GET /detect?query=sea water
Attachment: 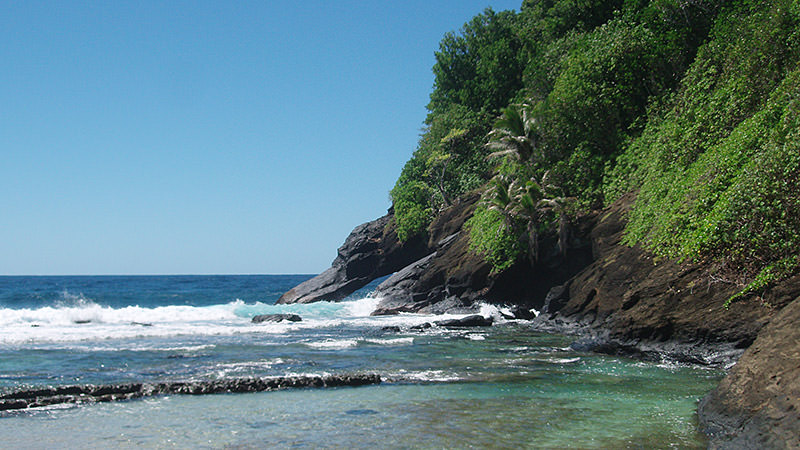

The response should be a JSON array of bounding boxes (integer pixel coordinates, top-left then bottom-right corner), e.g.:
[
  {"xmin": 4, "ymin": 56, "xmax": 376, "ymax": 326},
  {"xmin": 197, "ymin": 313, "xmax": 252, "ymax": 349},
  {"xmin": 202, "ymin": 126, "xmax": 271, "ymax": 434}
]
[{"xmin": 0, "ymin": 276, "xmax": 721, "ymax": 448}]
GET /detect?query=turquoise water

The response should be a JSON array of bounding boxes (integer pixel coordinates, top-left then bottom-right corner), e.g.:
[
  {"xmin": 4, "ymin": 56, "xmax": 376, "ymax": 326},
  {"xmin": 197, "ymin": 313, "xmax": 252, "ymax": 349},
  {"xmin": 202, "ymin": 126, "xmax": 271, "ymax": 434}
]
[{"xmin": 0, "ymin": 276, "xmax": 721, "ymax": 448}]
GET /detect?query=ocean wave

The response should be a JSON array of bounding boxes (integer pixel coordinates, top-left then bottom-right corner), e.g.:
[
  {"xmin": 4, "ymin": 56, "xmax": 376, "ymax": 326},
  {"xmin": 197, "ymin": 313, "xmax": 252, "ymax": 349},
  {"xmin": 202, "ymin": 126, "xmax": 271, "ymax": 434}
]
[{"xmin": 0, "ymin": 294, "xmax": 499, "ymax": 345}]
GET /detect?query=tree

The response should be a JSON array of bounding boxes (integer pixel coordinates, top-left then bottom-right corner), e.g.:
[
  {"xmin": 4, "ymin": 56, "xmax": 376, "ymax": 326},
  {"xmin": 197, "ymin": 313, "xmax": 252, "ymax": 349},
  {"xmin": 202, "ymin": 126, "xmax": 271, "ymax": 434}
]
[
  {"xmin": 485, "ymin": 103, "xmax": 540, "ymax": 163},
  {"xmin": 428, "ymin": 8, "xmax": 524, "ymax": 118}
]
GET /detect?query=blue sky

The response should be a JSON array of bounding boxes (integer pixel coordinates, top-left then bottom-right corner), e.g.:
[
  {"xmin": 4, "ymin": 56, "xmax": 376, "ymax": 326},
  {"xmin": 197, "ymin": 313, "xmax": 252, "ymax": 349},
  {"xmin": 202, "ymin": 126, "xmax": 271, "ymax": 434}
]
[{"xmin": 1, "ymin": 0, "xmax": 521, "ymax": 275}]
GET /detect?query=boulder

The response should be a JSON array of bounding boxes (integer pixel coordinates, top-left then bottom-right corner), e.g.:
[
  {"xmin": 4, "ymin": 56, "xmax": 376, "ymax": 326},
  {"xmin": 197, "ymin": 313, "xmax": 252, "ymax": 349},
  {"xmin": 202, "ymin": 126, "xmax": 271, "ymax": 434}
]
[
  {"xmin": 501, "ymin": 305, "xmax": 539, "ymax": 320},
  {"xmin": 252, "ymin": 314, "xmax": 302, "ymax": 323},
  {"xmin": 434, "ymin": 315, "xmax": 493, "ymax": 328}
]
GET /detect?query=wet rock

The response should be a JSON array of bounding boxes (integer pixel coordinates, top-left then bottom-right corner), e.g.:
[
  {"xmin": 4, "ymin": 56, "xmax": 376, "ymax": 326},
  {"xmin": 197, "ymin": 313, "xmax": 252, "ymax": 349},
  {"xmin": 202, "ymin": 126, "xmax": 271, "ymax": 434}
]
[
  {"xmin": 699, "ymin": 297, "xmax": 800, "ymax": 449},
  {"xmin": 500, "ymin": 305, "xmax": 538, "ymax": 320},
  {"xmin": 434, "ymin": 315, "xmax": 493, "ymax": 328},
  {"xmin": 0, "ymin": 399, "xmax": 28, "ymax": 411},
  {"xmin": 252, "ymin": 314, "xmax": 302, "ymax": 323},
  {"xmin": 540, "ymin": 284, "xmax": 569, "ymax": 317}
]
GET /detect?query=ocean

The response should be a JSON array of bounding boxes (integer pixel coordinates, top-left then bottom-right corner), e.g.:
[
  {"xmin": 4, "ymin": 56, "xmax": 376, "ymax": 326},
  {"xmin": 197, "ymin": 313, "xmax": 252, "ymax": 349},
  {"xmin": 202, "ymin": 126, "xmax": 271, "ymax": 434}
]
[{"xmin": 0, "ymin": 275, "xmax": 721, "ymax": 448}]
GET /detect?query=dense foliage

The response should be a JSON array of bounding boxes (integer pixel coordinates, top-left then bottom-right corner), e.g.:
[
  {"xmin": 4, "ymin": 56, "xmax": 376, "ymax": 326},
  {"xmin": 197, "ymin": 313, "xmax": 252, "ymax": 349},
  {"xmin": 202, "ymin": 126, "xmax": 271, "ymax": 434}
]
[
  {"xmin": 614, "ymin": 0, "xmax": 800, "ymax": 301},
  {"xmin": 391, "ymin": 0, "xmax": 800, "ymax": 295}
]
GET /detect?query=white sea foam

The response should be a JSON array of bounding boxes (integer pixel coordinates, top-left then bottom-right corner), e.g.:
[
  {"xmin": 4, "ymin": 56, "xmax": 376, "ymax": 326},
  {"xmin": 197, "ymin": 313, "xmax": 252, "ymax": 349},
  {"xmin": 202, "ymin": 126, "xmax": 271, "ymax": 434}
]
[
  {"xmin": 530, "ymin": 357, "xmax": 581, "ymax": 364},
  {"xmin": 0, "ymin": 293, "xmax": 502, "ymax": 346},
  {"xmin": 342, "ymin": 296, "xmax": 382, "ymax": 317},
  {"xmin": 387, "ymin": 369, "xmax": 461, "ymax": 382},
  {"xmin": 364, "ymin": 337, "xmax": 414, "ymax": 346},
  {"xmin": 207, "ymin": 359, "xmax": 286, "ymax": 377},
  {"xmin": 465, "ymin": 334, "xmax": 486, "ymax": 341},
  {"xmin": 304, "ymin": 339, "xmax": 359, "ymax": 350}
]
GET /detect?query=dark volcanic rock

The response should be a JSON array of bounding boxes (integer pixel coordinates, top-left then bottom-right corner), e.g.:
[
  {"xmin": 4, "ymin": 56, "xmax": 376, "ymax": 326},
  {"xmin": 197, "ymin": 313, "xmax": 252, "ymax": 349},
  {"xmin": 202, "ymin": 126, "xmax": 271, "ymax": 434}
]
[
  {"xmin": 252, "ymin": 314, "xmax": 302, "ymax": 323},
  {"xmin": 502, "ymin": 305, "xmax": 538, "ymax": 320},
  {"xmin": 0, "ymin": 374, "xmax": 382, "ymax": 411},
  {"xmin": 370, "ymin": 253, "xmax": 438, "ymax": 315},
  {"xmin": 699, "ymin": 297, "xmax": 800, "ymax": 449},
  {"xmin": 276, "ymin": 211, "xmax": 429, "ymax": 304},
  {"xmin": 370, "ymin": 193, "xmax": 593, "ymax": 316},
  {"xmin": 527, "ymin": 192, "xmax": 800, "ymax": 446},
  {"xmin": 434, "ymin": 315, "xmax": 493, "ymax": 328},
  {"xmin": 530, "ymin": 193, "xmax": 795, "ymax": 366}
]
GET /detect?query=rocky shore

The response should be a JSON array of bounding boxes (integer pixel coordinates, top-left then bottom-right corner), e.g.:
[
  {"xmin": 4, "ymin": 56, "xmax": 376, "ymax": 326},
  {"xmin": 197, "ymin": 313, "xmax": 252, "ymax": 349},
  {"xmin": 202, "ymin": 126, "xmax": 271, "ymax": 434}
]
[
  {"xmin": 0, "ymin": 374, "xmax": 381, "ymax": 412},
  {"xmin": 279, "ymin": 194, "xmax": 800, "ymax": 447}
]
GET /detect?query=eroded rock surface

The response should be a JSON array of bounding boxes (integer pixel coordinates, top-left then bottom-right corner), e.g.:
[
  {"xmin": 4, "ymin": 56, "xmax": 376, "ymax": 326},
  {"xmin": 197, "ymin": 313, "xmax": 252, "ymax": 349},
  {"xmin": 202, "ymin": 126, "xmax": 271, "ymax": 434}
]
[{"xmin": 530, "ymin": 193, "xmax": 798, "ymax": 366}]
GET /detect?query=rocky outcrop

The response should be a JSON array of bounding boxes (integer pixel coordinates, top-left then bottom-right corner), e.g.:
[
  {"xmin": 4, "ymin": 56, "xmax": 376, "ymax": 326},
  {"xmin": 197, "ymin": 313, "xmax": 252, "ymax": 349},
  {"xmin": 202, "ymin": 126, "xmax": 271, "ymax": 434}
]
[
  {"xmin": 276, "ymin": 210, "xmax": 429, "ymax": 304},
  {"xmin": 0, "ymin": 374, "xmax": 382, "ymax": 411},
  {"xmin": 699, "ymin": 297, "xmax": 800, "ymax": 449},
  {"xmin": 434, "ymin": 315, "xmax": 494, "ymax": 328},
  {"xmin": 252, "ymin": 314, "xmax": 302, "ymax": 323},
  {"xmin": 278, "ymin": 191, "xmax": 593, "ymax": 315},
  {"xmin": 370, "ymin": 193, "xmax": 594, "ymax": 315},
  {"xmin": 530, "ymin": 193, "xmax": 798, "ymax": 366},
  {"xmin": 526, "ymin": 193, "xmax": 800, "ymax": 447}
]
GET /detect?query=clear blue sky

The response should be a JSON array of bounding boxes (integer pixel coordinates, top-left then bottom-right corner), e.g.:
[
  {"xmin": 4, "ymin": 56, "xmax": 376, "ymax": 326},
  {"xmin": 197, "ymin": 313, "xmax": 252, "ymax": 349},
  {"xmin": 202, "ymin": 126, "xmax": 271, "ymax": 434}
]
[{"xmin": 1, "ymin": 0, "xmax": 521, "ymax": 275}]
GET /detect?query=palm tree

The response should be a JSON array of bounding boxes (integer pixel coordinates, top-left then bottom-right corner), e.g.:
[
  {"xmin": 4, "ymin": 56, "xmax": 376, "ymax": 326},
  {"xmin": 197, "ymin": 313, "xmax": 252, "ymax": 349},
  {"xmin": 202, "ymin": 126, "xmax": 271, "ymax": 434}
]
[
  {"xmin": 485, "ymin": 174, "xmax": 541, "ymax": 264},
  {"xmin": 533, "ymin": 171, "xmax": 574, "ymax": 260},
  {"xmin": 485, "ymin": 171, "xmax": 574, "ymax": 264},
  {"xmin": 485, "ymin": 103, "xmax": 539, "ymax": 162}
]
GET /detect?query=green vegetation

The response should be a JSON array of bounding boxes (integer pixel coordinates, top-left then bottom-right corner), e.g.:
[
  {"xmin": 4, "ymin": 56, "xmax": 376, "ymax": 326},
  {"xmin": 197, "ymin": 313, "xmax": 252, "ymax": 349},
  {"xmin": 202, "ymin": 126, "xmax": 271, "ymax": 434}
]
[{"xmin": 391, "ymin": 0, "xmax": 800, "ymax": 295}]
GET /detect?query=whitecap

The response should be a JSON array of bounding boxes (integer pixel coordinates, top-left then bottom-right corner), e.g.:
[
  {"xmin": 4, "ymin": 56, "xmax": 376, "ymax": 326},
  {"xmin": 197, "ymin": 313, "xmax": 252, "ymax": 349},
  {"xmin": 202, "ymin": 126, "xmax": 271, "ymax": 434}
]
[{"xmin": 304, "ymin": 339, "xmax": 359, "ymax": 350}]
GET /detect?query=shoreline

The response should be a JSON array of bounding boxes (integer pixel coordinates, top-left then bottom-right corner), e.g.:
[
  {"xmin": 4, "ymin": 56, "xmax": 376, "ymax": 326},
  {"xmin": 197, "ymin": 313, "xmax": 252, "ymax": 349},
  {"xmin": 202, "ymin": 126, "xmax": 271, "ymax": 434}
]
[{"xmin": 277, "ymin": 192, "xmax": 800, "ymax": 447}]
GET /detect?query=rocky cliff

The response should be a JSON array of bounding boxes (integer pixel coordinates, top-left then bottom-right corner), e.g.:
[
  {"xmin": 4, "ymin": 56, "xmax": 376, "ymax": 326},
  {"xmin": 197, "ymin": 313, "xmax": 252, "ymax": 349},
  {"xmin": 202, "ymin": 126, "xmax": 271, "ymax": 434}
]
[
  {"xmin": 278, "ymin": 193, "xmax": 593, "ymax": 316},
  {"xmin": 276, "ymin": 209, "xmax": 429, "ymax": 304},
  {"xmin": 278, "ymin": 194, "xmax": 800, "ymax": 446}
]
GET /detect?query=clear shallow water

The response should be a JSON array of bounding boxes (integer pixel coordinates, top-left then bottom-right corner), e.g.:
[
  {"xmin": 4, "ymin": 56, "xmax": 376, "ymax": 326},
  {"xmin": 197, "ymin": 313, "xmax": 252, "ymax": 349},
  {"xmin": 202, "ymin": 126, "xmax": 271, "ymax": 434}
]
[{"xmin": 0, "ymin": 276, "xmax": 721, "ymax": 448}]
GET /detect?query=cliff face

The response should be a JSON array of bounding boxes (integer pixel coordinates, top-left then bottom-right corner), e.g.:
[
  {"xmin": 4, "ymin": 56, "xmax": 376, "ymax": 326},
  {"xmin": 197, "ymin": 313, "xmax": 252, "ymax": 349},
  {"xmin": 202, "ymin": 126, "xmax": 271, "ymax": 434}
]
[
  {"xmin": 699, "ymin": 297, "xmax": 800, "ymax": 449},
  {"xmin": 532, "ymin": 194, "xmax": 796, "ymax": 364}
]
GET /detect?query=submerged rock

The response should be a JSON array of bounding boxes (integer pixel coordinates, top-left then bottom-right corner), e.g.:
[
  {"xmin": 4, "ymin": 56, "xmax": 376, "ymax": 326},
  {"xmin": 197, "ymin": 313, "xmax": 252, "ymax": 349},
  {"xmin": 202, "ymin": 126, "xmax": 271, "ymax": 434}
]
[{"xmin": 252, "ymin": 314, "xmax": 302, "ymax": 323}]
